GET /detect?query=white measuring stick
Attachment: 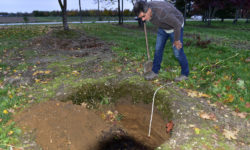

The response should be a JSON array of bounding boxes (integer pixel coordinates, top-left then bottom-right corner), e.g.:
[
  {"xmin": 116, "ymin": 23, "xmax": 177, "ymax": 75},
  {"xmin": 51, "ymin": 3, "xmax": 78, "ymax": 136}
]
[{"xmin": 148, "ymin": 82, "xmax": 173, "ymax": 137}]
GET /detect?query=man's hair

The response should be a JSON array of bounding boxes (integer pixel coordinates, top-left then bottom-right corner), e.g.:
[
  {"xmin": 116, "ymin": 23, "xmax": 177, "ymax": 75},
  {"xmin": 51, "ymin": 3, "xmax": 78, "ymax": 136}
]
[{"xmin": 133, "ymin": 1, "xmax": 149, "ymax": 16}]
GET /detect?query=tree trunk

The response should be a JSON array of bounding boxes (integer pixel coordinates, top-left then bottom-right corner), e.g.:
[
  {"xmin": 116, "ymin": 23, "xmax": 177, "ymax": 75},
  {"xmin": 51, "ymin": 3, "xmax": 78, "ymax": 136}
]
[
  {"xmin": 79, "ymin": 0, "xmax": 82, "ymax": 23},
  {"xmin": 207, "ymin": 5, "xmax": 212, "ymax": 26},
  {"xmin": 118, "ymin": 0, "xmax": 122, "ymax": 24},
  {"xmin": 58, "ymin": 0, "xmax": 69, "ymax": 30},
  {"xmin": 98, "ymin": 0, "xmax": 101, "ymax": 21},
  {"xmin": 122, "ymin": 0, "xmax": 124, "ymax": 24},
  {"xmin": 233, "ymin": 8, "xmax": 240, "ymax": 24}
]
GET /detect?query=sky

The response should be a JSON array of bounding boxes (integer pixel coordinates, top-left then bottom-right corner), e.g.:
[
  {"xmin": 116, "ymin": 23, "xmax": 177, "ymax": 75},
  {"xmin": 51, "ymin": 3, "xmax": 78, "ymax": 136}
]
[{"xmin": 0, "ymin": 0, "xmax": 134, "ymax": 13}]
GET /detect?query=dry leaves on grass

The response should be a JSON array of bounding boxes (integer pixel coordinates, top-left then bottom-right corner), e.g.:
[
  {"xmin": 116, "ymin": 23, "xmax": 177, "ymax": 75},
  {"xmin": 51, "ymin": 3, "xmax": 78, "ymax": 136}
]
[
  {"xmin": 185, "ymin": 89, "xmax": 211, "ymax": 98},
  {"xmin": 223, "ymin": 129, "xmax": 238, "ymax": 140},
  {"xmin": 32, "ymin": 70, "xmax": 51, "ymax": 76}
]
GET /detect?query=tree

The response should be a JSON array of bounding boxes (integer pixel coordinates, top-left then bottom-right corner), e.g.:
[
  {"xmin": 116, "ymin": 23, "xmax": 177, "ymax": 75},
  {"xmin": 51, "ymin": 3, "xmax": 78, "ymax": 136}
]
[
  {"xmin": 79, "ymin": 0, "xmax": 83, "ymax": 23},
  {"xmin": 103, "ymin": 0, "xmax": 124, "ymax": 24},
  {"xmin": 58, "ymin": 0, "xmax": 69, "ymax": 30},
  {"xmin": 175, "ymin": 0, "xmax": 191, "ymax": 24},
  {"xmin": 193, "ymin": 0, "xmax": 224, "ymax": 25},
  {"xmin": 230, "ymin": 0, "xmax": 248, "ymax": 24},
  {"xmin": 243, "ymin": 1, "xmax": 250, "ymax": 23}
]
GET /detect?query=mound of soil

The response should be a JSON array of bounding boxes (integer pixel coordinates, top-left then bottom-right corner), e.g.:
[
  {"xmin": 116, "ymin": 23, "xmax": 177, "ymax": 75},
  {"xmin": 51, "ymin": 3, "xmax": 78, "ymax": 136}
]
[
  {"xmin": 30, "ymin": 29, "xmax": 105, "ymax": 51},
  {"xmin": 14, "ymin": 99, "xmax": 169, "ymax": 150}
]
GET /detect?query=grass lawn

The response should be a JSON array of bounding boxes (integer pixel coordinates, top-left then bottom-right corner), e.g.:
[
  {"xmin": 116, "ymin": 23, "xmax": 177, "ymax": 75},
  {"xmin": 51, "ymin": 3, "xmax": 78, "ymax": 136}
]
[
  {"xmin": 75, "ymin": 21, "xmax": 249, "ymax": 112},
  {"xmin": 0, "ymin": 20, "xmax": 249, "ymax": 147}
]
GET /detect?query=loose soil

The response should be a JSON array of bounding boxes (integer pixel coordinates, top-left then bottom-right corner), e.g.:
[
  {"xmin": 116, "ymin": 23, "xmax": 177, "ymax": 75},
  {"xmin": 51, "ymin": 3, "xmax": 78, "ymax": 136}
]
[{"xmin": 14, "ymin": 98, "xmax": 169, "ymax": 150}]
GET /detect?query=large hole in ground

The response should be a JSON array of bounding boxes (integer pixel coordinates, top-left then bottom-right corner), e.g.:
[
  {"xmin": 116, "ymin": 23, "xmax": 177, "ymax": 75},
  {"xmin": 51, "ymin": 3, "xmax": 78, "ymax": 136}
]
[{"xmin": 66, "ymin": 80, "xmax": 173, "ymax": 149}]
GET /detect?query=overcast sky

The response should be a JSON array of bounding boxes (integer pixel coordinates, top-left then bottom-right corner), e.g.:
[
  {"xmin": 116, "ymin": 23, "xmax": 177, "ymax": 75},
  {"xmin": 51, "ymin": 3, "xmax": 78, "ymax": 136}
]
[{"xmin": 0, "ymin": 0, "xmax": 134, "ymax": 13}]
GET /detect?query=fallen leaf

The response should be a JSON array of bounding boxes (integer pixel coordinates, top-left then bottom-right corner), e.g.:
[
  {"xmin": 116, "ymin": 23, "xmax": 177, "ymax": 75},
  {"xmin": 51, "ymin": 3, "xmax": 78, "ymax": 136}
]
[
  {"xmin": 115, "ymin": 66, "xmax": 122, "ymax": 73},
  {"xmin": 35, "ymin": 79, "xmax": 40, "ymax": 83},
  {"xmin": 186, "ymin": 89, "xmax": 210, "ymax": 98},
  {"xmin": 199, "ymin": 112, "xmax": 217, "ymax": 121},
  {"xmin": 224, "ymin": 94, "xmax": 234, "ymax": 103},
  {"xmin": 194, "ymin": 127, "xmax": 200, "ymax": 135},
  {"xmin": 8, "ymin": 130, "xmax": 13, "ymax": 136},
  {"xmin": 223, "ymin": 129, "xmax": 238, "ymax": 140},
  {"xmin": 232, "ymin": 112, "xmax": 247, "ymax": 119},
  {"xmin": 199, "ymin": 112, "xmax": 210, "ymax": 120},
  {"xmin": 44, "ymin": 70, "xmax": 51, "ymax": 74},
  {"xmin": 246, "ymin": 102, "xmax": 250, "ymax": 108},
  {"xmin": 237, "ymin": 112, "xmax": 247, "ymax": 119},
  {"xmin": 166, "ymin": 121, "xmax": 174, "ymax": 133},
  {"xmin": 72, "ymin": 70, "xmax": 80, "ymax": 76}
]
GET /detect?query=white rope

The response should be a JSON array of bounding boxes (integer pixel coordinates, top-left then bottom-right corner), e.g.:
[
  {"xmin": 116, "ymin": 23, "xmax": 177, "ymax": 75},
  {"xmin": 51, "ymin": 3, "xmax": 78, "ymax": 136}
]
[{"xmin": 148, "ymin": 82, "xmax": 173, "ymax": 137}]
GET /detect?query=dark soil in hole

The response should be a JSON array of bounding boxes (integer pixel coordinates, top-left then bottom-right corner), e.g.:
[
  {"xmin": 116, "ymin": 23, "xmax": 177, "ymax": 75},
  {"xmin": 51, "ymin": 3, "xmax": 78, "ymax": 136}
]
[{"xmin": 98, "ymin": 135, "xmax": 151, "ymax": 150}]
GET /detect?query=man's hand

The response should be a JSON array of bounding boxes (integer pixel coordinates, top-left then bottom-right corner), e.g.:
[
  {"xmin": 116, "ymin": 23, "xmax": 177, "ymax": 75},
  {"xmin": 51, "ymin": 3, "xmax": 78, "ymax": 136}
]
[{"xmin": 173, "ymin": 40, "xmax": 182, "ymax": 50}]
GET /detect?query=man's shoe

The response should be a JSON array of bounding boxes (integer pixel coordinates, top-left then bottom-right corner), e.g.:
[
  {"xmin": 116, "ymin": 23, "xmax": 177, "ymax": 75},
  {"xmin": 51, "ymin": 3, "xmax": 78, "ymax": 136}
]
[
  {"xmin": 144, "ymin": 71, "xmax": 158, "ymax": 80},
  {"xmin": 174, "ymin": 75, "xmax": 188, "ymax": 82}
]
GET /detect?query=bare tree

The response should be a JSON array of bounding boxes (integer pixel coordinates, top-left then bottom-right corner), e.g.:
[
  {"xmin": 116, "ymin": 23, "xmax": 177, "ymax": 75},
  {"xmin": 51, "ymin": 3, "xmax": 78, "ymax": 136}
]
[
  {"xmin": 93, "ymin": 0, "xmax": 102, "ymax": 20},
  {"xmin": 79, "ymin": 0, "xmax": 83, "ymax": 23},
  {"xmin": 58, "ymin": 0, "xmax": 69, "ymax": 30}
]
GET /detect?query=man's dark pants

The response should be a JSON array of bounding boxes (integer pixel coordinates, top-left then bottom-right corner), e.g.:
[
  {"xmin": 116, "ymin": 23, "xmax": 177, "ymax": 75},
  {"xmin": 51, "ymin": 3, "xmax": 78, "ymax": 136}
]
[{"xmin": 152, "ymin": 28, "xmax": 189, "ymax": 76}]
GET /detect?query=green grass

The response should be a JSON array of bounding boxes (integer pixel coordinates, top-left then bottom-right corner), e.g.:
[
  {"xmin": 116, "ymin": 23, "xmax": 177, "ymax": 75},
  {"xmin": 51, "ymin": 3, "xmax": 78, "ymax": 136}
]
[
  {"xmin": 74, "ymin": 21, "xmax": 250, "ymax": 112},
  {"xmin": 0, "ymin": 25, "xmax": 49, "ymax": 148}
]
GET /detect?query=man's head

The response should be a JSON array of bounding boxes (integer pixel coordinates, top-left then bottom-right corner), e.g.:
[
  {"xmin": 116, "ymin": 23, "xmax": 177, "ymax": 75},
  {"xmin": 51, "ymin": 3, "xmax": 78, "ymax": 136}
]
[{"xmin": 134, "ymin": 1, "xmax": 152, "ymax": 21}]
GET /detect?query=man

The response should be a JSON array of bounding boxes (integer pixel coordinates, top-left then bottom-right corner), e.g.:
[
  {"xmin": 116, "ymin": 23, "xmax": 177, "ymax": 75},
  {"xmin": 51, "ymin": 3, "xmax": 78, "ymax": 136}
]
[{"xmin": 134, "ymin": 1, "xmax": 189, "ymax": 81}]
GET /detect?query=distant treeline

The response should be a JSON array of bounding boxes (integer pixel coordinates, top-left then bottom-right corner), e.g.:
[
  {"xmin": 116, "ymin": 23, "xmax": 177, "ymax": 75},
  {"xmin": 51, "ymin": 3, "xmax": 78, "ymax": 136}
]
[{"xmin": 0, "ymin": 9, "xmax": 134, "ymax": 17}]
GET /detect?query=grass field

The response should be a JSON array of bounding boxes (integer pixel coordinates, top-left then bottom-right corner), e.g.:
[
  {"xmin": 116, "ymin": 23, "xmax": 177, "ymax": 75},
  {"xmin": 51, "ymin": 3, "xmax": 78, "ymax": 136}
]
[
  {"xmin": 0, "ymin": 20, "xmax": 249, "ymax": 147},
  {"xmin": 77, "ymin": 21, "xmax": 249, "ymax": 112}
]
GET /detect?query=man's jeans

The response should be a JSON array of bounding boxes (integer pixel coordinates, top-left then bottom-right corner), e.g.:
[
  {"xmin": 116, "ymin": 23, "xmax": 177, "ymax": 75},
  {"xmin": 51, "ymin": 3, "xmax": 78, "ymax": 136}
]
[{"xmin": 152, "ymin": 28, "xmax": 189, "ymax": 76}]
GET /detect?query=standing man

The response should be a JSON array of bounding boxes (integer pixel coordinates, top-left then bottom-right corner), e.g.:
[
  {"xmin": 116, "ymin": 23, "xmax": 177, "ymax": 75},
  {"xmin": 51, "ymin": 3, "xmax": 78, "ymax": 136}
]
[{"xmin": 134, "ymin": 1, "xmax": 189, "ymax": 81}]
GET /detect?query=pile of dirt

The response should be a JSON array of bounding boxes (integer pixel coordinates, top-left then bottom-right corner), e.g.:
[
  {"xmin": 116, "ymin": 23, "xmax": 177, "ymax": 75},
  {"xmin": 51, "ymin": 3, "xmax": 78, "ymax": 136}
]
[
  {"xmin": 30, "ymin": 29, "xmax": 105, "ymax": 51},
  {"xmin": 14, "ymin": 99, "xmax": 169, "ymax": 150}
]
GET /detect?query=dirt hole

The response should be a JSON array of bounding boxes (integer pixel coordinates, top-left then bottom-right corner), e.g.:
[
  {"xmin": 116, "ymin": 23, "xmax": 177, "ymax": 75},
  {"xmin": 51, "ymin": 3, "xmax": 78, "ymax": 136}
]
[{"xmin": 14, "ymin": 81, "xmax": 172, "ymax": 150}]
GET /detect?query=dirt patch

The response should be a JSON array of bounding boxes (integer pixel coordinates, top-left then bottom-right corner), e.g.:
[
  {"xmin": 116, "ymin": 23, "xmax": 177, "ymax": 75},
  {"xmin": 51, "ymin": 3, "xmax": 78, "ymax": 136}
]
[
  {"xmin": 30, "ymin": 29, "xmax": 106, "ymax": 51},
  {"xmin": 115, "ymin": 98, "xmax": 169, "ymax": 148},
  {"xmin": 2, "ymin": 28, "xmax": 113, "ymax": 87},
  {"xmin": 14, "ymin": 101, "xmax": 111, "ymax": 150},
  {"xmin": 14, "ymin": 98, "xmax": 169, "ymax": 150}
]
